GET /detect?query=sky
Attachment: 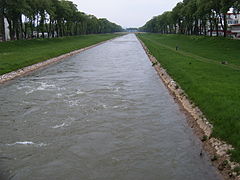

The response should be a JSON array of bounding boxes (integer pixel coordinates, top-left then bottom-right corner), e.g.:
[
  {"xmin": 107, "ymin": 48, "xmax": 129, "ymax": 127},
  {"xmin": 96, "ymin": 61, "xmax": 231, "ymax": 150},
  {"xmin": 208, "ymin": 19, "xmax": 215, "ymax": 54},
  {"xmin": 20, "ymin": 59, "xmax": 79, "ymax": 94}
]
[{"xmin": 71, "ymin": 0, "xmax": 181, "ymax": 28}]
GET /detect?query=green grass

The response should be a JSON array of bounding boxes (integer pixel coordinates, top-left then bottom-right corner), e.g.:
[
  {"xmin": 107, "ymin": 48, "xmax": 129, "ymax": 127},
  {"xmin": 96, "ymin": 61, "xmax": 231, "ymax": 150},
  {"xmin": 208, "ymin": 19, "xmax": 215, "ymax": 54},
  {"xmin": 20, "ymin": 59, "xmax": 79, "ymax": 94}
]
[
  {"xmin": 140, "ymin": 34, "xmax": 240, "ymax": 66},
  {"xmin": 0, "ymin": 34, "xmax": 120, "ymax": 75},
  {"xmin": 137, "ymin": 33, "xmax": 240, "ymax": 162}
]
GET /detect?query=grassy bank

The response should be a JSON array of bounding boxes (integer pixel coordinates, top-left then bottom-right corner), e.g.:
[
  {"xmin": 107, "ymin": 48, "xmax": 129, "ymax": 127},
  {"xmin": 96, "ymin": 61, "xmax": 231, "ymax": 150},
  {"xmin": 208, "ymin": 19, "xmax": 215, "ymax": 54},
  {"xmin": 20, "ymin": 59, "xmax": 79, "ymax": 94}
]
[
  {"xmin": 0, "ymin": 34, "xmax": 120, "ymax": 75},
  {"xmin": 137, "ymin": 33, "xmax": 240, "ymax": 162}
]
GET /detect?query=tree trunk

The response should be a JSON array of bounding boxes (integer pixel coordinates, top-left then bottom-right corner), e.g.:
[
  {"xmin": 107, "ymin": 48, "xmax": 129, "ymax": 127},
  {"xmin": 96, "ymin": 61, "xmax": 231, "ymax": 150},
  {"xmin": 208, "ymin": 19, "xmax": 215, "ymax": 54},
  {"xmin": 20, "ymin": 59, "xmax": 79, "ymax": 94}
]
[
  {"xmin": 223, "ymin": 14, "xmax": 227, "ymax": 37},
  {"xmin": 218, "ymin": 13, "xmax": 224, "ymax": 32},
  {"xmin": 48, "ymin": 18, "xmax": 52, "ymax": 38},
  {"xmin": 210, "ymin": 19, "xmax": 213, "ymax": 36},
  {"xmin": 52, "ymin": 21, "xmax": 55, "ymax": 38},
  {"xmin": 203, "ymin": 21, "xmax": 207, "ymax": 36},
  {"xmin": 199, "ymin": 20, "xmax": 202, "ymax": 35},
  {"xmin": 56, "ymin": 21, "xmax": 60, "ymax": 37},
  {"xmin": 0, "ymin": 0, "xmax": 6, "ymax": 41},
  {"xmin": 14, "ymin": 17, "xmax": 20, "ymax": 40},
  {"xmin": 30, "ymin": 18, "xmax": 34, "ymax": 38},
  {"xmin": 213, "ymin": 17, "xmax": 219, "ymax": 37},
  {"xmin": 1, "ymin": 11, "xmax": 6, "ymax": 41},
  {"xmin": 37, "ymin": 14, "xmax": 39, "ymax": 38},
  {"xmin": 7, "ymin": 18, "xmax": 15, "ymax": 40},
  {"xmin": 24, "ymin": 23, "xmax": 27, "ymax": 39},
  {"xmin": 177, "ymin": 20, "xmax": 180, "ymax": 34},
  {"xmin": 194, "ymin": 19, "xmax": 199, "ymax": 35},
  {"xmin": 216, "ymin": 22, "xmax": 219, "ymax": 37},
  {"xmin": 41, "ymin": 19, "xmax": 44, "ymax": 38},
  {"xmin": 19, "ymin": 15, "xmax": 23, "ymax": 39},
  {"xmin": 62, "ymin": 23, "xmax": 64, "ymax": 36}
]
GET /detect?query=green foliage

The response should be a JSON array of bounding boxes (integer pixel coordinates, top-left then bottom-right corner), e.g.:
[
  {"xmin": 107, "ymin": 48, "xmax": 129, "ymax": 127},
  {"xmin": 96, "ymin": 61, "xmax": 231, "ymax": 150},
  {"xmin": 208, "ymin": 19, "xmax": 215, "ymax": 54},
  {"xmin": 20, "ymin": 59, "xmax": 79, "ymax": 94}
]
[
  {"xmin": 138, "ymin": 33, "xmax": 240, "ymax": 163},
  {"xmin": 140, "ymin": 0, "xmax": 239, "ymax": 37},
  {"xmin": 0, "ymin": 34, "xmax": 119, "ymax": 75},
  {"xmin": 1, "ymin": 0, "xmax": 123, "ymax": 41}
]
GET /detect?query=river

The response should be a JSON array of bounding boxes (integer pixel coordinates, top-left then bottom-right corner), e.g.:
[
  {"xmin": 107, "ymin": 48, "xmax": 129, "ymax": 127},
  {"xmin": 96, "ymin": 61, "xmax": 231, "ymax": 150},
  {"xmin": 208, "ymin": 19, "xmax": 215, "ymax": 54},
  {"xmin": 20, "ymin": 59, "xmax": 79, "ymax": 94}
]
[{"xmin": 0, "ymin": 34, "xmax": 222, "ymax": 180}]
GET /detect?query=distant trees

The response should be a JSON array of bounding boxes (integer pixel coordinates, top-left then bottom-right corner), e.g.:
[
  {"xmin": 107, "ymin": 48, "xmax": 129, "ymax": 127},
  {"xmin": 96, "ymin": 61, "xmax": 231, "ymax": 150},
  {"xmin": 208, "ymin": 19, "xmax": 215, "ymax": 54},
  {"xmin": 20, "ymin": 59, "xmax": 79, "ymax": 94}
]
[
  {"xmin": 0, "ymin": 0, "xmax": 122, "ymax": 41},
  {"xmin": 140, "ymin": 0, "xmax": 239, "ymax": 37}
]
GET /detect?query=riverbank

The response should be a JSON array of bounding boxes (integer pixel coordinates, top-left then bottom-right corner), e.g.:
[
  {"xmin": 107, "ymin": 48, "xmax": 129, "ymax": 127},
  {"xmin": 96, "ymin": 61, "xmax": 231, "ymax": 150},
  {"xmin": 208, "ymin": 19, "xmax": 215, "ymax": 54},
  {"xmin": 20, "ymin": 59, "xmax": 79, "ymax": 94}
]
[
  {"xmin": 0, "ymin": 34, "xmax": 120, "ymax": 76},
  {"xmin": 0, "ymin": 34, "xmax": 121, "ymax": 83},
  {"xmin": 137, "ymin": 33, "xmax": 240, "ymax": 180}
]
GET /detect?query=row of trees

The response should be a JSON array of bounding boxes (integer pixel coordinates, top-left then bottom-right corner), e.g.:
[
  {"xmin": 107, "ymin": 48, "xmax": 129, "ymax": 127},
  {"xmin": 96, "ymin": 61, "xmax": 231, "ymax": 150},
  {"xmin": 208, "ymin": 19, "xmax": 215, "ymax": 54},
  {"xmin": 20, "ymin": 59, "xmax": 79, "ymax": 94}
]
[
  {"xmin": 0, "ymin": 0, "xmax": 123, "ymax": 41},
  {"xmin": 140, "ymin": 0, "xmax": 240, "ymax": 37}
]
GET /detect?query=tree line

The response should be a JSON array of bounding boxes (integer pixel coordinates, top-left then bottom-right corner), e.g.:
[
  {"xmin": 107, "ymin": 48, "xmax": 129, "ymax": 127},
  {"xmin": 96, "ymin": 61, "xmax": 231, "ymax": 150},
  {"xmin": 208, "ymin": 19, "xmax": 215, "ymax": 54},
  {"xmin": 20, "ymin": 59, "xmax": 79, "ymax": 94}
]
[
  {"xmin": 140, "ymin": 0, "xmax": 240, "ymax": 37},
  {"xmin": 0, "ymin": 0, "xmax": 123, "ymax": 41}
]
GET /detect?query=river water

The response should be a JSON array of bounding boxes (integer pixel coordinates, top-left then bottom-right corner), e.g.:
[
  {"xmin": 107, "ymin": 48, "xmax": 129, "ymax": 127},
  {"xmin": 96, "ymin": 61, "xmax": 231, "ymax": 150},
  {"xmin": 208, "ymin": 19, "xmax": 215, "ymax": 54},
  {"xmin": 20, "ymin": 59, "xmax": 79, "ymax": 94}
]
[{"xmin": 0, "ymin": 34, "xmax": 222, "ymax": 180}]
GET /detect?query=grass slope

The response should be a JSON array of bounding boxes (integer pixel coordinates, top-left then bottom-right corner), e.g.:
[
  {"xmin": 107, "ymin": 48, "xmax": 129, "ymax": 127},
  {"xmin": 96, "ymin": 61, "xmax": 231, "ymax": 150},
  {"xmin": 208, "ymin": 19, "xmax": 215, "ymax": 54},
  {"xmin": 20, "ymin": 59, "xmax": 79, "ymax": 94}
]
[
  {"xmin": 0, "ymin": 34, "xmax": 120, "ymax": 75},
  {"xmin": 137, "ymin": 33, "xmax": 240, "ymax": 162}
]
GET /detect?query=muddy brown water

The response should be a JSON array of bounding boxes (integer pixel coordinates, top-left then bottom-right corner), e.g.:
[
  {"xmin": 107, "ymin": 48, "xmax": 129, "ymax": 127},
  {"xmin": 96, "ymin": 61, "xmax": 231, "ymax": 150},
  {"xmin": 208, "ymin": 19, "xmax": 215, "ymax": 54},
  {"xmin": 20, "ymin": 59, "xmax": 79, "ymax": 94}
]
[{"xmin": 0, "ymin": 34, "xmax": 222, "ymax": 180}]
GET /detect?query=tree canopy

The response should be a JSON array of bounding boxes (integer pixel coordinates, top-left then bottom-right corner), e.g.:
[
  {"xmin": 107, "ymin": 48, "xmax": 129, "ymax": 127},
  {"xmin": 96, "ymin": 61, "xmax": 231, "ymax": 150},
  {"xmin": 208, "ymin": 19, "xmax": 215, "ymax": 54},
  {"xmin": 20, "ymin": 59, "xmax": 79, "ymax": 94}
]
[
  {"xmin": 140, "ymin": 0, "xmax": 239, "ymax": 37},
  {"xmin": 0, "ymin": 0, "xmax": 123, "ymax": 41}
]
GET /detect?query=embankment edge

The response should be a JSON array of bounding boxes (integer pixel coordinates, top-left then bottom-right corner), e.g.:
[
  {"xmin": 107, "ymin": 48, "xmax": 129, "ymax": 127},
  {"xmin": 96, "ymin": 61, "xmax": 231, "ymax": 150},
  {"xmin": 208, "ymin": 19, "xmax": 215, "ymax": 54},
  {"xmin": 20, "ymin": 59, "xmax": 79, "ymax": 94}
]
[{"xmin": 0, "ymin": 36, "xmax": 121, "ymax": 84}]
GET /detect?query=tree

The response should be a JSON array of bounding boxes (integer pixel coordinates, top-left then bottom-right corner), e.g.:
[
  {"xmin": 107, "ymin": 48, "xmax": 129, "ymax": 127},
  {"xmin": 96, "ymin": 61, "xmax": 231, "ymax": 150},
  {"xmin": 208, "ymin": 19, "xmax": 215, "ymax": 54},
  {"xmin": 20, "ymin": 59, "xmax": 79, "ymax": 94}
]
[
  {"xmin": 1, "ymin": 0, "xmax": 123, "ymax": 41},
  {"xmin": 140, "ymin": 0, "xmax": 237, "ymax": 38},
  {"xmin": 172, "ymin": 2, "xmax": 184, "ymax": 34},
  {"xmin": 220, "ymin": 0, "xmax": 236, "ymax": 37},
  {"xmin": 4, "ymin": 0, "xmax": 28, "ymax": 40}
]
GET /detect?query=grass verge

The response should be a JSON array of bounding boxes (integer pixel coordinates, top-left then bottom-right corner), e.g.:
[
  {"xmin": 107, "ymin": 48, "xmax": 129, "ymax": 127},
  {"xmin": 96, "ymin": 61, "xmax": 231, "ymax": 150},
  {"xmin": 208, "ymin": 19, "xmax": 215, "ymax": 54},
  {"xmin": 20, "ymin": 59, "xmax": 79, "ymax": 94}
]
[
  {"xmin": 0, "ymin": 34, "xmax": 120, "ymax": 75},
  {"xmin": 137, "ymin": 33, "xmax": 240, "ymax": 162}
]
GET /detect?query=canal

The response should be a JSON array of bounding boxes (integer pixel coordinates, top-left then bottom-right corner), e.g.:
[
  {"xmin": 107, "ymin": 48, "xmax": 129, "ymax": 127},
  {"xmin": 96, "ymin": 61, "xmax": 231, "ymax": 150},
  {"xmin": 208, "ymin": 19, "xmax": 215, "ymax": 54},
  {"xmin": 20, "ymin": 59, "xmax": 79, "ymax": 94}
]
[{"xmin": 0, "ymin": 34, "xmax": 222, "ymax": 180}]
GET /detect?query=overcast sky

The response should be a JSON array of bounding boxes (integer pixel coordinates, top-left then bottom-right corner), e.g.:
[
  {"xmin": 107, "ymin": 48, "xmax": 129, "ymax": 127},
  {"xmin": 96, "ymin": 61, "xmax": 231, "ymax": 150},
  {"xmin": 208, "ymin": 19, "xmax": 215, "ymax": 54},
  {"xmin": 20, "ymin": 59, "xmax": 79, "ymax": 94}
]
[{"xmin": 71, "ymin": 0, "xmax": 181, "ymax": 28}]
